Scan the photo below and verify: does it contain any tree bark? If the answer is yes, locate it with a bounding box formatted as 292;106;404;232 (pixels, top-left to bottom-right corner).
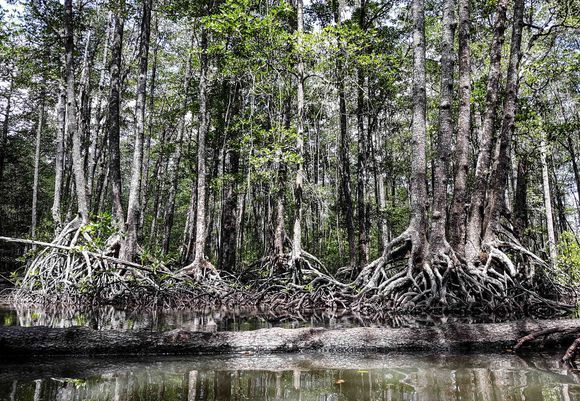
2;319;579;356
334;0;356;268
513;156;528;239
169;38;195;258
290;0;305;279
108;0;126;228
541;137;557;266
409;0;428;263
65;0;89;223
31;91;45;238
124;0;152;262
218;84;241;272
192;28;211;266
0;75;12;188
566;135;580;222
87;12;112;206
140;19;159;233
431;0;456;253
161;133;184;255
79;31;93;196
356;1;370;267
464;0;508;265
51;86;67;228
483;0;524;243
449;0;471;254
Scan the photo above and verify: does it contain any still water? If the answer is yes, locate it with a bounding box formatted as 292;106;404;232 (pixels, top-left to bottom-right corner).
0;303;515;332
0;352;578;401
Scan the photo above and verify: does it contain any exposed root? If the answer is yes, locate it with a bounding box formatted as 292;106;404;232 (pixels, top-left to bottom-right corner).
562;338;580;369
329;227;577;314
2;219;576;315
514;326;580;370
2;219;237;307
179;259;221;282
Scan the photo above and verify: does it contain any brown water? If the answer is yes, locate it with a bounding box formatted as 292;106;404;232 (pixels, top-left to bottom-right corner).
0;352;578;400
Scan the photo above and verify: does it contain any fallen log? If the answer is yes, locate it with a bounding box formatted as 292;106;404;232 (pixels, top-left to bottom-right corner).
1;318;579;356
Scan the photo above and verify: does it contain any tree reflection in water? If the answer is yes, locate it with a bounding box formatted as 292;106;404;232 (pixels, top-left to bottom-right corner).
0;353;579;401
0;304;519;333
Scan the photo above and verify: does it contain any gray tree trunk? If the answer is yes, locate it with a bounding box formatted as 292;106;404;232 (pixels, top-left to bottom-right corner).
218;84;241;272
464;0;508;265
108;1;126;228
31;92;45;238
409;0;428;264
87;12;112;205
541;137;557;266
483;0;524;243
565;135;580;224
0;75;12;187
65;0;89;223
334;0;356;268
124;0;152;261
290;0;305;276
192;28;210;265
448;0;471;252
356;1;370;267
431;0;456;252
51;87;67;228
513;156;528;239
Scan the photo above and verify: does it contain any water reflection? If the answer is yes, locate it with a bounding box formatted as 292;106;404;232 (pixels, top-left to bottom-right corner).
0;304;519;332
0;353;578;400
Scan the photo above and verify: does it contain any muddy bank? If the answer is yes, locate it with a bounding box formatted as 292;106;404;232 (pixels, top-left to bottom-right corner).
0;318;579;356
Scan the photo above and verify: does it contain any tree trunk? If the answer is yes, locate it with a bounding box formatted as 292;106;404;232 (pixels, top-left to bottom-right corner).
108;1;126;228
169;39;195;258
141;19;159;233
409;0;428;264
356;1;369;267
513;156;528;239
290;0;305;277
464;0;508;265
65;0;89;223
87;12;112;206
147;127;166;245
79;31;93;196
0;75;12;188
334;0;356;268
274;170;286;260
124;0;152;262
51;87;67;228
448;0;471;252
566;135;580;223
161;133;184;255
483;0;524;243
31;92;45;239
431;0;456;253
192;28;210;266
541;137;557;266
218;84;241;272
550;161;567;235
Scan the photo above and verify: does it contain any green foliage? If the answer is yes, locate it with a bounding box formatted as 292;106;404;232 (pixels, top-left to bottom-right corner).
80;213;116;251
556;232;580;284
